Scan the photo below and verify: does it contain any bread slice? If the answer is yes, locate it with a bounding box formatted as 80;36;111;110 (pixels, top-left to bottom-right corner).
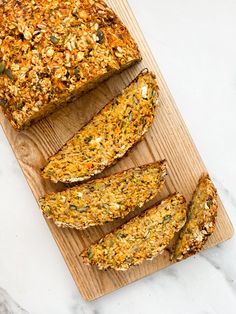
172;174;218;261
39;161;167;230
81;193;187;271
41;70;159;183
0;0;141;130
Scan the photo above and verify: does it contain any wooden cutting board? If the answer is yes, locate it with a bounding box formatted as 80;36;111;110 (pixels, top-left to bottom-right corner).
0;0;234;301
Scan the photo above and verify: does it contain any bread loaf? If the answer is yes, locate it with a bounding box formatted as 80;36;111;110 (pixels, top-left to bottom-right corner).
0;0;141;130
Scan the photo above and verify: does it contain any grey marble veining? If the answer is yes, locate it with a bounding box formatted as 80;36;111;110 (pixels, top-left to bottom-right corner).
0;288;28;314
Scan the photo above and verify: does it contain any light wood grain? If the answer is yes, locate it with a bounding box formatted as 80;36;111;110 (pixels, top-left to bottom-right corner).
0;0;234;301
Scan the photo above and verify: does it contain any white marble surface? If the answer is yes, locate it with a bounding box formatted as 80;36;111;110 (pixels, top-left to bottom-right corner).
0;0;236;313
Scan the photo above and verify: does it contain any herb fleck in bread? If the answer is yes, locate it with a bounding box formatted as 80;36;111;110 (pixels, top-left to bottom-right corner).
39;161;167;230
42;70;159;183
81;193;187;271
0;0;141;130
172;174;218;261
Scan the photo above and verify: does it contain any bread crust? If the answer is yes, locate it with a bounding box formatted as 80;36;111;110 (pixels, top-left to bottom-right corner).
172;174;218;261
0;0;141;130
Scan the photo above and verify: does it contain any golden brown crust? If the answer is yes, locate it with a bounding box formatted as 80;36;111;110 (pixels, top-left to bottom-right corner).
39;160;167;229
172;174;218;261
41;70;159;183
0;0;141;130
81;193;187;271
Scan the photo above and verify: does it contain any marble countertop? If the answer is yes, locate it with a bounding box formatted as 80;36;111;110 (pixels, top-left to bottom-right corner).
0;0;236;313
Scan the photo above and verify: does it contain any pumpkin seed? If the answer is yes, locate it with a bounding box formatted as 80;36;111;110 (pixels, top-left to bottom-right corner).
88;249;94;259
188;212;193;220
0;62;6;74
132;245;139;253
124;256;133;264
69;204;78;211
50;35;59;45
207;200;213;207
74;67;81;80
46;170;55;176
5;68;14;80
144;230;150;239
98;184;106;191
78;206;89;212
117;233;127;239
44;205;52;215
163;215;172;223
70;205;89;212
97;30;104;43
109;239;114;246
102;204;110;210
16;103;24;110
84;136;92;144
0;99;8;107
